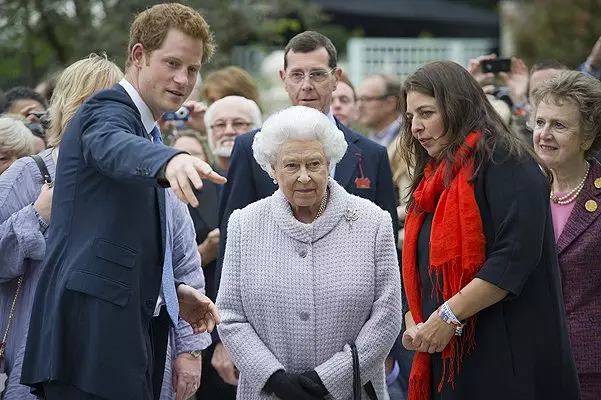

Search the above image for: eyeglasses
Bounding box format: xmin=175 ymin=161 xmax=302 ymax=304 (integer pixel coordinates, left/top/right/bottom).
xmin=286 ymin=69 xmax=336 ymax=84
xmin=356 ymin=95 xmax=390 ymax=103
xmin=210 ymin=120 xmax=253 ymax=133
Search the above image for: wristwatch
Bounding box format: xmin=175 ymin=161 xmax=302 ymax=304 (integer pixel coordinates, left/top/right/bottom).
xmin=188 ymin=350 xmax=202 ymax=358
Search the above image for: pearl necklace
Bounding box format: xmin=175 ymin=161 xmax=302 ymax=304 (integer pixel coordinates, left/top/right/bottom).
xmin=550 ymin=162 xmax=590 ymax=205
xmin=313 ymin=189 xmax=329 ymax=221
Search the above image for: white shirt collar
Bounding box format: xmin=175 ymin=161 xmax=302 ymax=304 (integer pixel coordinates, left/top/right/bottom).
xmin=118 ymin=78 xmax=156 ymax=134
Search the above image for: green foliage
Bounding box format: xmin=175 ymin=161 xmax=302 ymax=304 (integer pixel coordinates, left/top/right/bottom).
xmin=513 ymin=0 xmax=601 ymax=68
xmin=0 ymin=0 xmax=350 ymax=90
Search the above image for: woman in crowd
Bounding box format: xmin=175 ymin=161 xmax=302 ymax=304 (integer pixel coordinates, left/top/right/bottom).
xmin=531 ymin=71 xmax=601 ymax=400
xmin=201 ymin=65 xmax=261 ymax=107
xmin=217 ymin=105 xmax=402 ymax=399
xmin=399 ymin=61 xmax=580 ymax=400
xmin=0 ymin=54 xmax=123 ymax=400
xmin=0 ymin=116 xmax=35 ymax=174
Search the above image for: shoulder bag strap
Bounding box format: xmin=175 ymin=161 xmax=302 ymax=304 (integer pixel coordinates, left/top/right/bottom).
xmin=0 ymin=276 xmax=24 ymax=359
xmin=30 ymin=154 xmax=52 ymax=185
xmin=351 ymin=344 xmax=378 ymax=400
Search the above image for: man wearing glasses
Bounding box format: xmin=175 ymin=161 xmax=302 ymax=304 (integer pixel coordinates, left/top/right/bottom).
xmin=357 ymin=74 xmax=402 ymax=148
xmin=174 ymin=95 xmax=262 ymax=400
xmin=212 ymin=30 xmax=400 ymax=398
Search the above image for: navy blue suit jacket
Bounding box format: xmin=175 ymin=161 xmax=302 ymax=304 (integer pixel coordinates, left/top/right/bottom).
xmin=21 ymin=85 xmax=184 ymax=399
xmin=215 ymin=121 xmax=399 ymax=302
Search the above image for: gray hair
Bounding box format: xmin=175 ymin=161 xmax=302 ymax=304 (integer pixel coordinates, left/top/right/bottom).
xmin=530 ymin=71 xmax=601 ymax=158
xmin=252 ymin=106 xmax=347 ymax=178
xmin=204 ymin=95 xmax=262 ymax=149
xmin=0 ymin=116 xmax=35 ymax=157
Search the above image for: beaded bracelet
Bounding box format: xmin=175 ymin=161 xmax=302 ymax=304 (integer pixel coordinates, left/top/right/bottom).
xmin=438 ymin=302 xmax=465 ymax=336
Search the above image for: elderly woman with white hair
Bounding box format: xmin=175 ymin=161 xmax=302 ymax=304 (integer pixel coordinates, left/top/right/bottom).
xmin=0 ymin=116 xmax=35 ymax=174
xmin=216 ymin=105 xmax=402 ymax=400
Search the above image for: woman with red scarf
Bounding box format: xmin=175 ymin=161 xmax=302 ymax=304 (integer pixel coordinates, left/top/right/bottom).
xmin=398 ymin=61 xmax=581 ymax=400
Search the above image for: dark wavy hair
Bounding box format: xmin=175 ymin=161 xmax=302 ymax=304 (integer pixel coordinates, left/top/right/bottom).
xmin=399 ymin=61 xmax=545 ymax=207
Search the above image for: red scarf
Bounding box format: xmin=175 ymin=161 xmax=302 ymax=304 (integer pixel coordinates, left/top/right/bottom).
xmin=402 ymin=131 xmax=486 ymax=400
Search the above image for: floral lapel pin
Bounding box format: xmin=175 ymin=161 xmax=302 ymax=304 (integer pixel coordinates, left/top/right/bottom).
xmin=345 ymin=208 xmax=360 ymax=227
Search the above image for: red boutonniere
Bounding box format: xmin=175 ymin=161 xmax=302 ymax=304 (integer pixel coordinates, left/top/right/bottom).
xmin=354 ymin=153 xmax=371 ymax=189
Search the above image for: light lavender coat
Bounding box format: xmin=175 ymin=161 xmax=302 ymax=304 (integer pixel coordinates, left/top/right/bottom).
xmin=217 ymin=178 xmax=402 ymax=400
xmin=0 ymin=149 xmax=210 ymax=400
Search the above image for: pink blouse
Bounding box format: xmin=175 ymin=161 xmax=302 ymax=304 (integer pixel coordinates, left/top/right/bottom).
xmin=550 ymin=196 xmax=576 ymax=242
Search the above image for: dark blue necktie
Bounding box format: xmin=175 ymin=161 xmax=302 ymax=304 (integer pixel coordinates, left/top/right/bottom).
xmin=150 ymin=126 xmax=178 ymax=326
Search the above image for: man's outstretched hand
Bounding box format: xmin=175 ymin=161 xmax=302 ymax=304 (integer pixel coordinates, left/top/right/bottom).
xmin=165 ymin=154 xmax=227 ymax=207
xmin=177 ymin=284 xmax=221 ymax=334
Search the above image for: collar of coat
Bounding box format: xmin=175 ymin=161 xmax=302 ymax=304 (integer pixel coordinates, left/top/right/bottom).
xmin=270 ymin=177 xmax=355 ymax=243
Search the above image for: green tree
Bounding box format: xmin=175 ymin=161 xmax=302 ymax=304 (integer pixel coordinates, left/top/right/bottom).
xmin=0 ymin=0 xmax=350 ymax=90
xmin=513 ymin=0 xmax=601 ymax=68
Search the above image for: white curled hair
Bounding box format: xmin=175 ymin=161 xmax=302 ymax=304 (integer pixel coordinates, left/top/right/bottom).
xmin=252 ymin=106 xmax=348 ymax=178
xmin=0 ymin=116 xmax=35 ymax=157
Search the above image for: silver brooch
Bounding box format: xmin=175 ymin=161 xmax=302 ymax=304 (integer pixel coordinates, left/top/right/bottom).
xmin=344 ymin=208 xmax=359 ymax=226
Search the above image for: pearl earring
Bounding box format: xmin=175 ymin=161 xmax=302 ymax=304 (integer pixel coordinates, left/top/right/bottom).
xmin=273 ymin=179 xmax=277 ymax=185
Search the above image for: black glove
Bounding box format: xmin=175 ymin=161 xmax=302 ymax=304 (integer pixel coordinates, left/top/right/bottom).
xmin=300 ymin=370 xmax=328 ymax=397
xmin=264 ymin=370 xmax=324 ymax=400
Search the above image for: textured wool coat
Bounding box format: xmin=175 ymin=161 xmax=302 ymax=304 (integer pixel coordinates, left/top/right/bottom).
xmin=555 ymin=160 xmax=601 ymax=399
xmin=217 ymin=178 xmax=402 ymax=400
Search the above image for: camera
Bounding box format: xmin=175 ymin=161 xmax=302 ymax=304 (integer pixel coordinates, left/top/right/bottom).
xmin=481 ymin=58 xmax=511 ymax=74
xmin=163 ymin=106 xmax=190 ymax=122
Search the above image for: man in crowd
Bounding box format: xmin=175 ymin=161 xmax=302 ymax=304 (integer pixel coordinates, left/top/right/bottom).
xmin=357 ymin=73 xmax=402 ymax=149
xmin=21 ymin=4 xmax=223 ymax=399
xmin=0 ymin=86 xmax=48 ymax=152
xmin=173 ymin=95 xmax=263 ymax=399
xmin=330 ymin=73 xmax=358 ymax=128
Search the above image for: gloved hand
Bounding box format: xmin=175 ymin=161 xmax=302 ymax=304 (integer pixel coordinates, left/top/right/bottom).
xmin=264 ymin=370 xmax=325 ymax=400
xmin=300 ymin=370 xmax=328 ymax=397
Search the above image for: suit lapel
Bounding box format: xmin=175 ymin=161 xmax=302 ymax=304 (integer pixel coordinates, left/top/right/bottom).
xmin=334 ymin=122 xmax=361 ymax=190
xmin=112 ymin=84 xmax=152 ymax=141
xmin=557 ymin=162 xmax=601 ymax=255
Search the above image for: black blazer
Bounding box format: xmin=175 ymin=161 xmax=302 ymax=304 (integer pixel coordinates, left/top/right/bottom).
xmin=215 ymin=120 xmax=399 ymax=297
xmin=21 ymin=85 xmax=184 ymax=399
xmin=188 ymin=179 xmax=222 ymax=302
xmin=404 ymin=148 xmax=581 ymax=399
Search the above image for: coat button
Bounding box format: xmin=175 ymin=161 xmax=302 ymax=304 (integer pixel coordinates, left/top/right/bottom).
xmin=299 ymin=312 xmax=310 ymax=321
xmin=299 ymin=249 xmax=308 ymax=258
xmin=145 ymin=299 xmax=155 ymax=310
xmin=589 ymin=315 xmax=598 ymax=323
